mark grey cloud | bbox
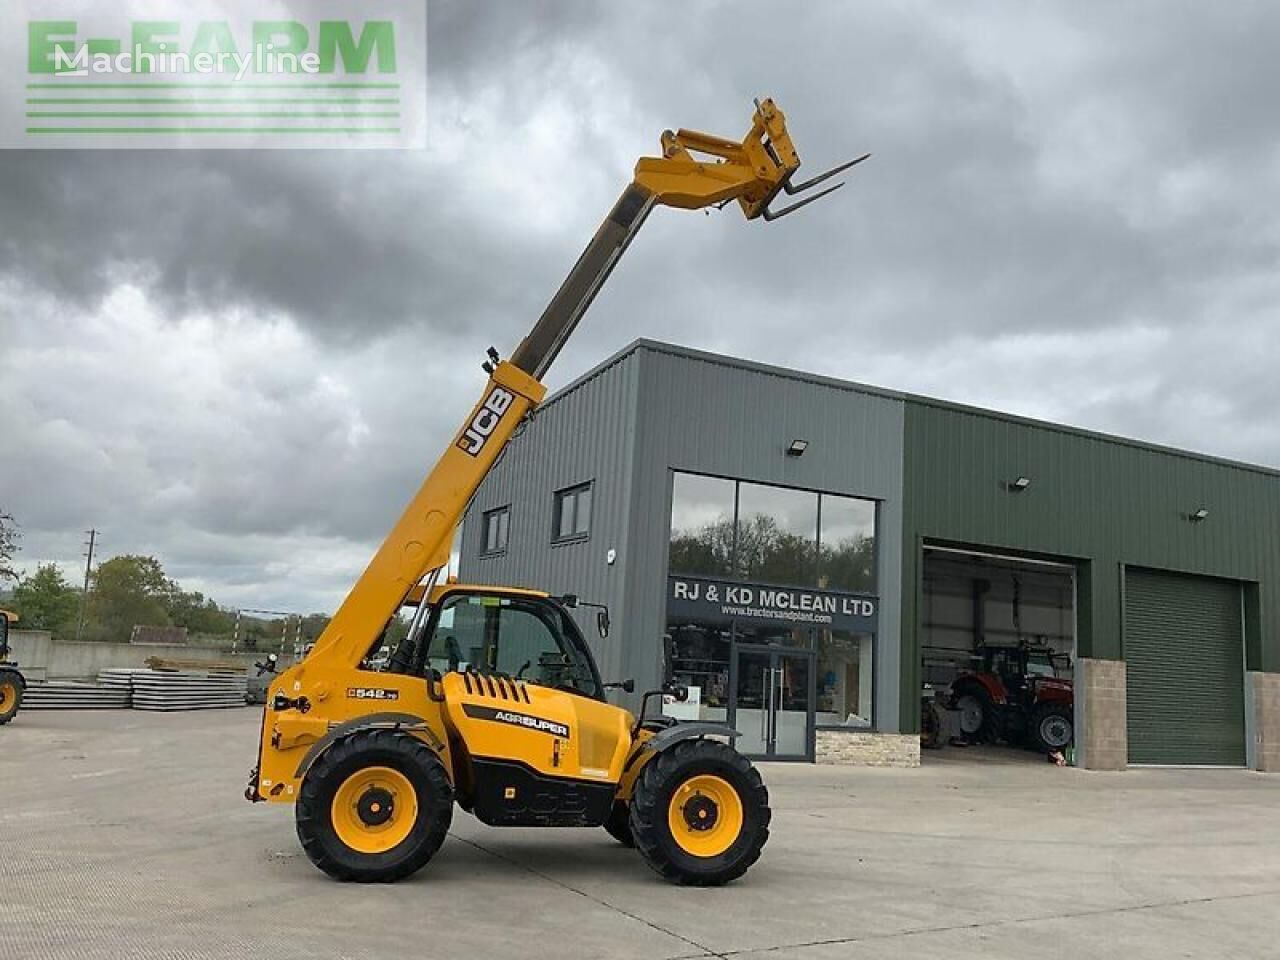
[4,1,1280,612]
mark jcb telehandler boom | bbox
[248,99,865,885]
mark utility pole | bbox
[75,528,97,642]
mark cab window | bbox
[423,594,600,699]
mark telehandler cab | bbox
[246,99,866,885]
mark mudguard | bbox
[291,711,445,779]
[644,721,740,752]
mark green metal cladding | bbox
[900,397,1280,732]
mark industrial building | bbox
[459,340,1280,770]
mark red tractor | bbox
[946,639,1073,753]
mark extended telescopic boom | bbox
[308,98,867,669]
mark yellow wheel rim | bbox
[330,766,418,855]
[0,680,16,718]
[667,774,744,858]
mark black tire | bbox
[629,739,769,886]
[0,671,24,726]
[296,729,453,883]
[604,801,635,847]
[1031,703,1074,753]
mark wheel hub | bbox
[357,787,395,827]
[682,794,719,832]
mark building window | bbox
[818,495,876,593]
[669,473,736,576]
[736,481,819,587]
[553,482,593,542]
[815,630,874,728]
[667,472,877,592]
[481,506,510,555]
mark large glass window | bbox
[736,482,819,586]
[819,496,877,592]
[815,630,874,727]
[666,620,732,721]
[669,474,736,576]
[423,594,600,698]
[668,472,877,591]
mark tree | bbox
[164,587,234,636]
[11,564,80,638]
[87,555,172,642]
[0,512,20,584]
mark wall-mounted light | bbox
[1191,507,1209,522]
[1008,476,1031,492]
[786,439,809,458]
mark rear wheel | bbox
[629,739,769,886]
[0,672,24,725]
[604,801,634,847]
[296,729,453,882]
[1031,703,1073,753]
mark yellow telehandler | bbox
[246,99,865,885]
[0,609,24,725]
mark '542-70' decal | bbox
[347,687,400,701]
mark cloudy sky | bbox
[3,1,1278,613]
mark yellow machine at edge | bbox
[0,609,22,725]
[246,99,866,885]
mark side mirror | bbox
[604,678,634,693]
[596,608,610,639]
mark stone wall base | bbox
[1248,671,1280,772]
[815,730,920,767]
[1077,658,1127,771]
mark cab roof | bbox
[0,609,17,623]
[404,581,549,607]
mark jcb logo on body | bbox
[456,387,515,456]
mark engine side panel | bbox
[440,672,632,785]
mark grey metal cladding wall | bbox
[626,344,907,731]
[459,351,640,684]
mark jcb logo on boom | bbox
[457,387,515,456]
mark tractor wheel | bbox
[1031,703,1074,753]
[296,729,453,883]
[954,690,998,743]
[604,801,635,847]
[0,672,24,725]
[629,739,769,886]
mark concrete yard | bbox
[2,710,1278,959]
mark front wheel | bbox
[296,729,453,882]
[629,739,769,886]
[0,672,24,725]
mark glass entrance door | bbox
[732,646,814,760]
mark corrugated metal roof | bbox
[546,339,1279,479]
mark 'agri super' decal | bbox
[462,703,569,739]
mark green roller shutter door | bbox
[1124,568,1245,765]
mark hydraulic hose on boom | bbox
[303,98,867,672]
